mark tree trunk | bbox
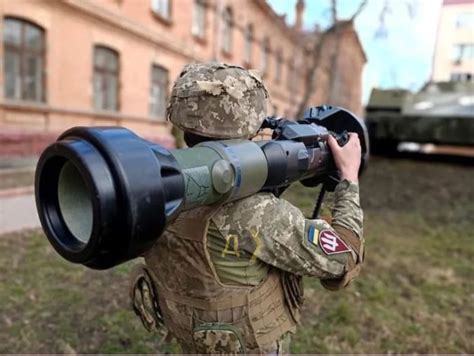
[295,31,329,119]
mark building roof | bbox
[254,0,303,42]
[255,1,366,63]
[443,0,474,6]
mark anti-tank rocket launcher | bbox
[35,105,369,270]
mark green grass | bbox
[0,157,473,353]
[283,157,474,354]
[0,231,180,353]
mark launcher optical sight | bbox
[35,106,369,270]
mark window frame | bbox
[452,43,474,63]
[221,6,233,55]
[287,59,295,91]
[244,24,254,65]
[260,36,270,76]
[151,0,172,24]
[450,72,473,82]
[149,64,169,120]
[275,50,283,84]
[92,45,120,112]
[192,0,207,40]
[455,12,474,29]
[3,16,46,103]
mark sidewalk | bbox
[0,156,40,234]
[0,192,40,234]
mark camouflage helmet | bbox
[167,62,269,139]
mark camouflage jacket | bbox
[132,180,364,353]
[207,180,364,288]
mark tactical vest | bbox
[143,204,303,354]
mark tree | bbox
[295,0,368,119]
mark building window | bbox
[3,17,45,102]
[260,36,270,76]
[275,50,282,83]
[451,72,473,82]
[452,43,474,63]
[294,56,302,90]
[149,65,169,119]
[192,0,206,39]
[244,24,253,65]
[287,60,295,91]
[93,46,119,111]
[221,7,233,54]
[456,12,474,29]
[151,0,171,20]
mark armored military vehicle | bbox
[366,81,474,154]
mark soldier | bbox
[130,63,364,354]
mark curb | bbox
[0,186,34,198]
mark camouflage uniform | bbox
[209,181,363,286]
[130,63,364,354]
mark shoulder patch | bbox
[307,224,319,246]
[319,230,351,255]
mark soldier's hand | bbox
[328,132,361,182]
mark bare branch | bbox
[296,0,369,118]
[374,0,390,39]
[349,0,368,22]
[405,0,417,19]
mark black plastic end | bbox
[35,127,185,269]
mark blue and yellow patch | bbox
[307,224,319,246]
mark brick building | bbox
[432,0,474,82]
[0,0,366,156]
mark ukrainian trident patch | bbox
[318,229,350,255]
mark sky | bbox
[267,0,443,103]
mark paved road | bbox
[0,193,40,234]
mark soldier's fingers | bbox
[347,133,361,147]
[348,132,359,141]
[327,135,341,151]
